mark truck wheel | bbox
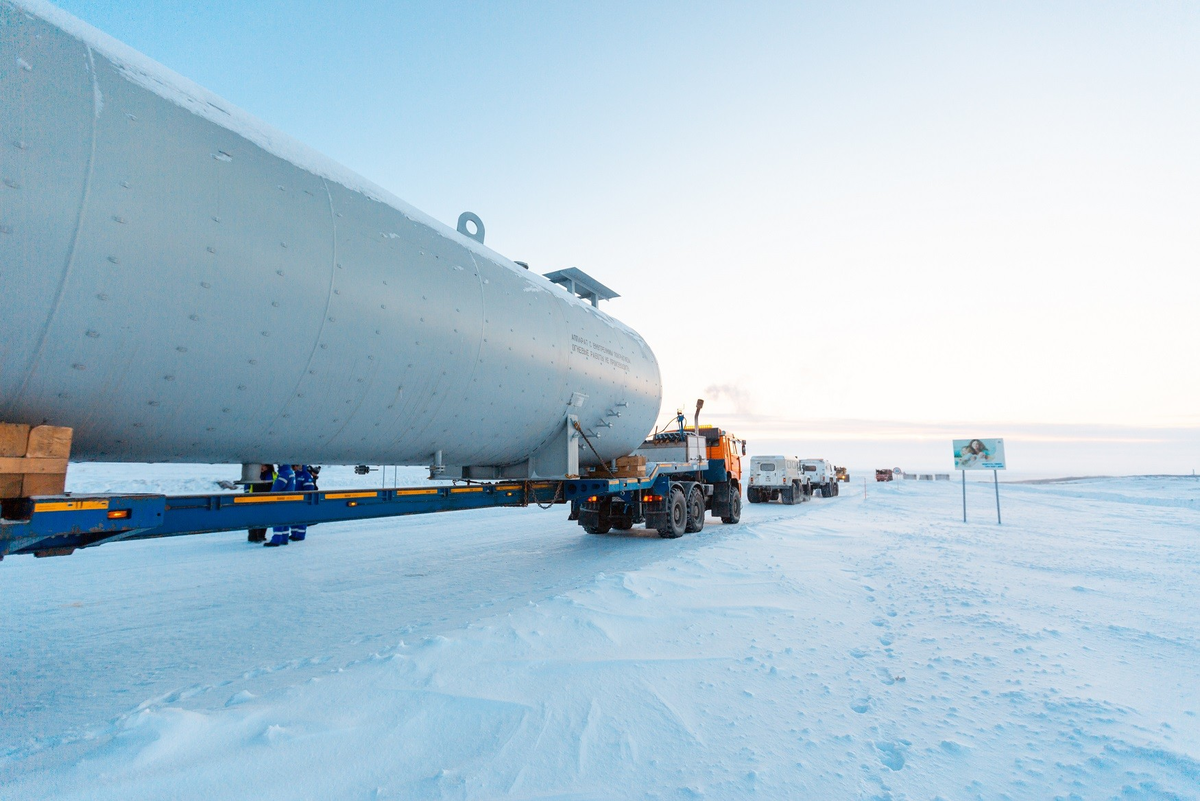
[782,485,795,505]
[583,523,611,535]
[832,481,839,497]
[612,516,634,531]
[685,486,705,533]
[721,489,742,524]
[747,488,760,504]
[657,487,687,538]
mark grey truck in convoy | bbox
[747,456,811,505]
[800,459,840,497]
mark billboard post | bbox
[953,438,1006,525]
[994,469,1001,524]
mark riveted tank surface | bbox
[0,0,661,474]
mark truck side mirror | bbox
[741,442,747,456]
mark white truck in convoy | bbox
[800,459,839,497]
[747,456,811,505]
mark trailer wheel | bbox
[612,514,634,531]
[582,499,612,534]
[685,485,705,533]
[721,489,742,524]
[657,487,687,538]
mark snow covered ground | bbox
[3,471,1198,799]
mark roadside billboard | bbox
[953,438,1006,470]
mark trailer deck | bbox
[0,467,695,559]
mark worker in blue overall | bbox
[290,465,317,541]
[264,463,295,547]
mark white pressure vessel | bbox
[0,0,662,475]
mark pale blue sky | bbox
[53,1,1200,471]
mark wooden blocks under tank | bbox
[0,424,72,498]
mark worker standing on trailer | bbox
[264,463,295,547]
[290,465,317,542]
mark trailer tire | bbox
[582,499,612,534]
[612,515,634,531]
[721,488,742,524]
[658,487,687,538]
[685,485,705,533]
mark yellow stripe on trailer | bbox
[323,491,378,500]
[395,488,438,496]
[34,499,110,513]
[233,494,305,504]
[450,487,483,493]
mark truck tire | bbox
[658,487,687,538]
[747,488,760,504]
[782,484,795,505]
[685,485,705,533]
[721,488,742,524]
[612,515,634,531]
[832,481,839,497]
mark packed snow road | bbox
[2,471,1198,799]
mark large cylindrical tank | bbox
[0,0,661,473]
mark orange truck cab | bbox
[697,424,745,516]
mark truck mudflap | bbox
[708,480,737,517]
